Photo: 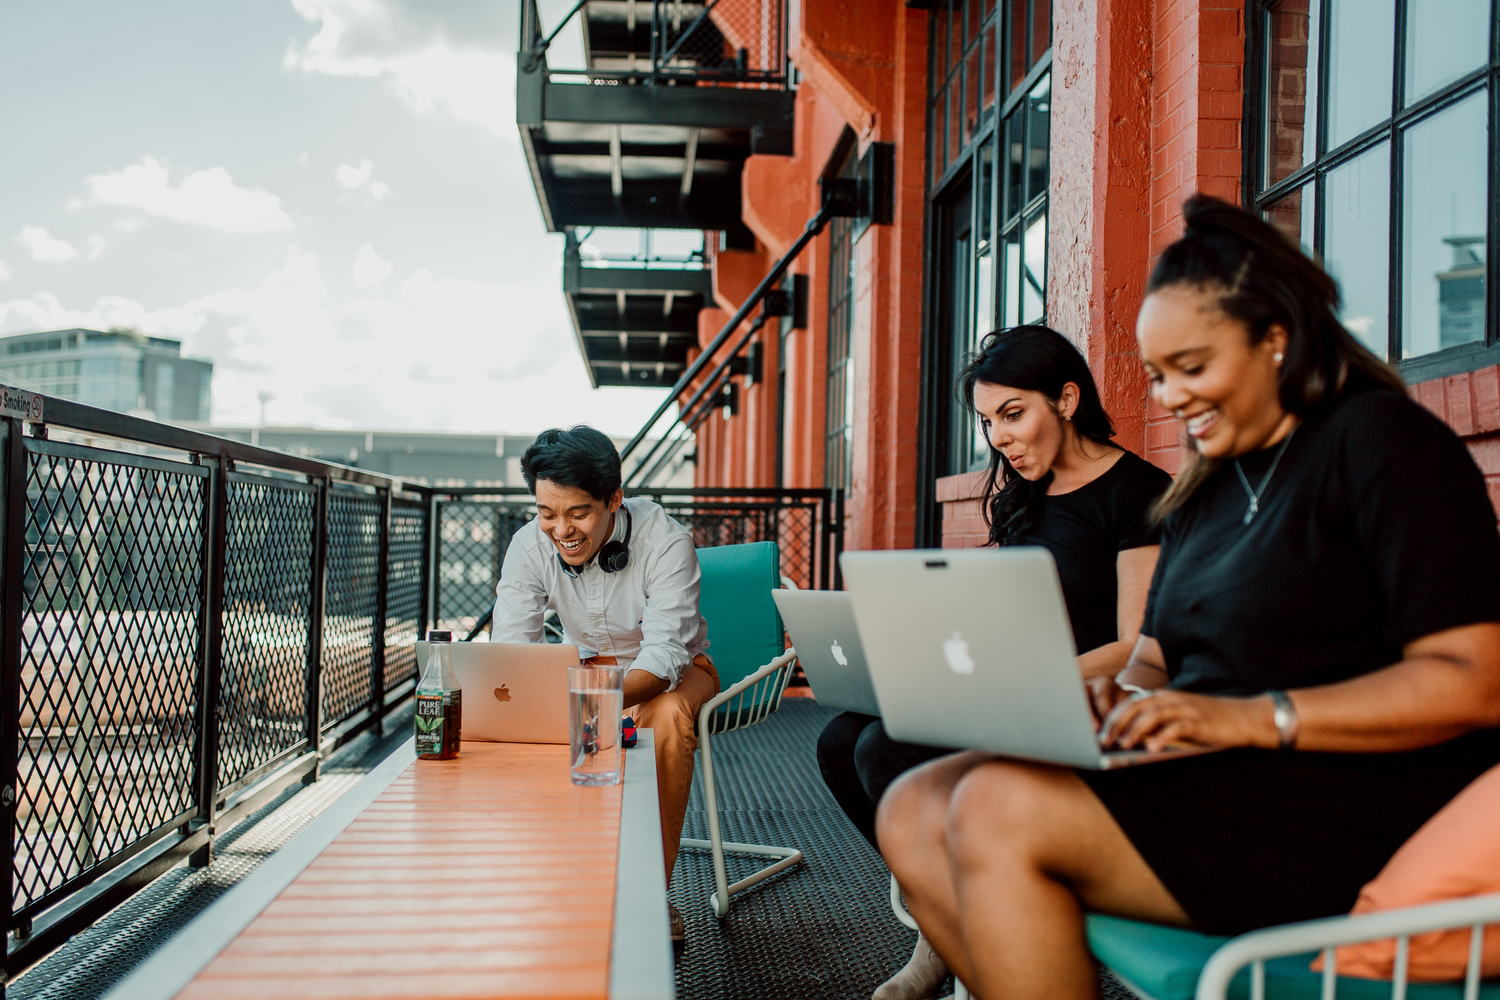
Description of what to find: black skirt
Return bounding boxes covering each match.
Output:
[1079,728,1500,936]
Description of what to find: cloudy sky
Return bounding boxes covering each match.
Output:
[0,0,670,436]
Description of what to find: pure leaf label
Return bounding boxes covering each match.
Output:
[415,713,444,733]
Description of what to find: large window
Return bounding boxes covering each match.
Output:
[1250,0,1498,377]
[924,0,1051,480]
[826,209,857,493]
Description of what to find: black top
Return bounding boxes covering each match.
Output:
[1016,449,1173,654]
[1144,389,1500,695]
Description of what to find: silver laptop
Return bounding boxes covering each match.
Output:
[840,548,1215,770]
[772,589,881,716]
[412,641,578,744]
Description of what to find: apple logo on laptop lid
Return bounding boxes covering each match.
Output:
[942,630,975,676]
[494,685,511,703]
[830,640,848,667]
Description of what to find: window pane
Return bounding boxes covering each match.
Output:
[1405,0,1490,104]
[953,0,966,61]
[948,83,962,166]
[972,248,995,466]
[1325,141,1391,356]
[1022,211,1047,324]
[1030,0,1050,67]
[1326,0,1395,148]
[966,44,981,144]
[1003,229,1022,328]
[983,22,997,113]
[969,0,981,51]
[935,0,949,85]
[1025,73,1050,205]
[977,137,995,251]
[1008,0,1026,93]
[1264,183,1316,258]
[1402,93,1489,357]
[1264,0,1320,186]
[1004,106,1024,221]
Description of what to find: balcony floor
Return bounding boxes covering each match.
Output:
[18,698,1137,1000]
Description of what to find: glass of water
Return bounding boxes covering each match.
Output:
[568,665,626,786]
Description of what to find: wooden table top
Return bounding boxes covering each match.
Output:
[104,735,674,1000]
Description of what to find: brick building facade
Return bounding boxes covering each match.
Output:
[556,0,1497,552]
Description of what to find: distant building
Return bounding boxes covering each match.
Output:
[0,328,213,423]
[212,426,695,488]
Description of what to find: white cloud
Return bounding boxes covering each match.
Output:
[87,235,106,260]
[18,226,78,263]
[352,243,393,287]
[285,0,513,135]
[0,252,666,435]
[336,158,391,201]
[112,217,145,234]
[0,261,10,282]
[82,157,295,233]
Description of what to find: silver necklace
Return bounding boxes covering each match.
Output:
[1233,429,1296,526]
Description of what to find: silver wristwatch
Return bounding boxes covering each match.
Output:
[1268,690,1299,750]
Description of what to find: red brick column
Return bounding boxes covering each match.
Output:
[1144,0,1247,474]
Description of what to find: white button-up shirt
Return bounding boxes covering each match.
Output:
[491,496,710,690]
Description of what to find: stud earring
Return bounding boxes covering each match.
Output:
[1274,352,1284,364]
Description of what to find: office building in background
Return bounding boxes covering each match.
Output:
[0,328,213,424]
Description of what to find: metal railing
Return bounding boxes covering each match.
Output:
[0,388,842,985]
[423,485,844,638]
[522,0,789,86]
[0,392,430,984]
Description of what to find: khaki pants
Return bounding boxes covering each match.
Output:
[590,654,720,882]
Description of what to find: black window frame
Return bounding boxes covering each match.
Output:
[825,135,861,494]
[916,0,1052,543]
[1244,0,1500,384]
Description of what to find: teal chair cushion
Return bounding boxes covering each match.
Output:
[696,541,786,693]
[1087,915,1500,1000]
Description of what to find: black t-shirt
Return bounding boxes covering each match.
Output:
[1015,449,1173,654]
[1144,389,1500,695]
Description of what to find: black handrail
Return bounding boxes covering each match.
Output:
[619,202,836,464]
[625,310,771,485]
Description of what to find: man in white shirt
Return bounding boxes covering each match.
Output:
[492,426,718,939]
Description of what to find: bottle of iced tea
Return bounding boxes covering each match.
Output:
[415,629,461,759]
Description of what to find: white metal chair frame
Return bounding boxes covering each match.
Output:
[679,645,804,918]
[1192,892,1500,1000]
[892,874,975,999]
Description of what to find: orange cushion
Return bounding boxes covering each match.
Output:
[1315,762,1500,982]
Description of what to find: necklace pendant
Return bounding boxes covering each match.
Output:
[1243,498,1258,526]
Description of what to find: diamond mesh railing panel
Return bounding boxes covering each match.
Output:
[434,501,536,634]
[656,0,785,79]
[216,475,315,791]
[431,494,836,631]
[384,499,425,693]
[14,444,207,917]
[320,492,380,730]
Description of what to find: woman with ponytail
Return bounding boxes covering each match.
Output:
[878,196,1500,1000]
[817,325,1169,1000]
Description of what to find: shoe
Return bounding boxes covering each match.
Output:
[669,901,685,943]
[872,933,949,1000]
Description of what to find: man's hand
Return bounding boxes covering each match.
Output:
[623,667,670,708]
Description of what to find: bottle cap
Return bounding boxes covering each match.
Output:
[427,629,454,642]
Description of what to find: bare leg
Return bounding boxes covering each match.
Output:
[942,761,1190,1000]
[876,752,993,984]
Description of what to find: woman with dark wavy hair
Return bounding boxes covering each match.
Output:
[817,325,1170,1000]
[877,196,1500,1000]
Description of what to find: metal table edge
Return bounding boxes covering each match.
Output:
[610,729,676,1000]
[98,738,418,1000]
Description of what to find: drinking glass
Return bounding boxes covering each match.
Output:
[568,665,625,786]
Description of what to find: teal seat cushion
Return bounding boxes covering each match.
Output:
[1086,914,1500,1000]
[696,541,785,694]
